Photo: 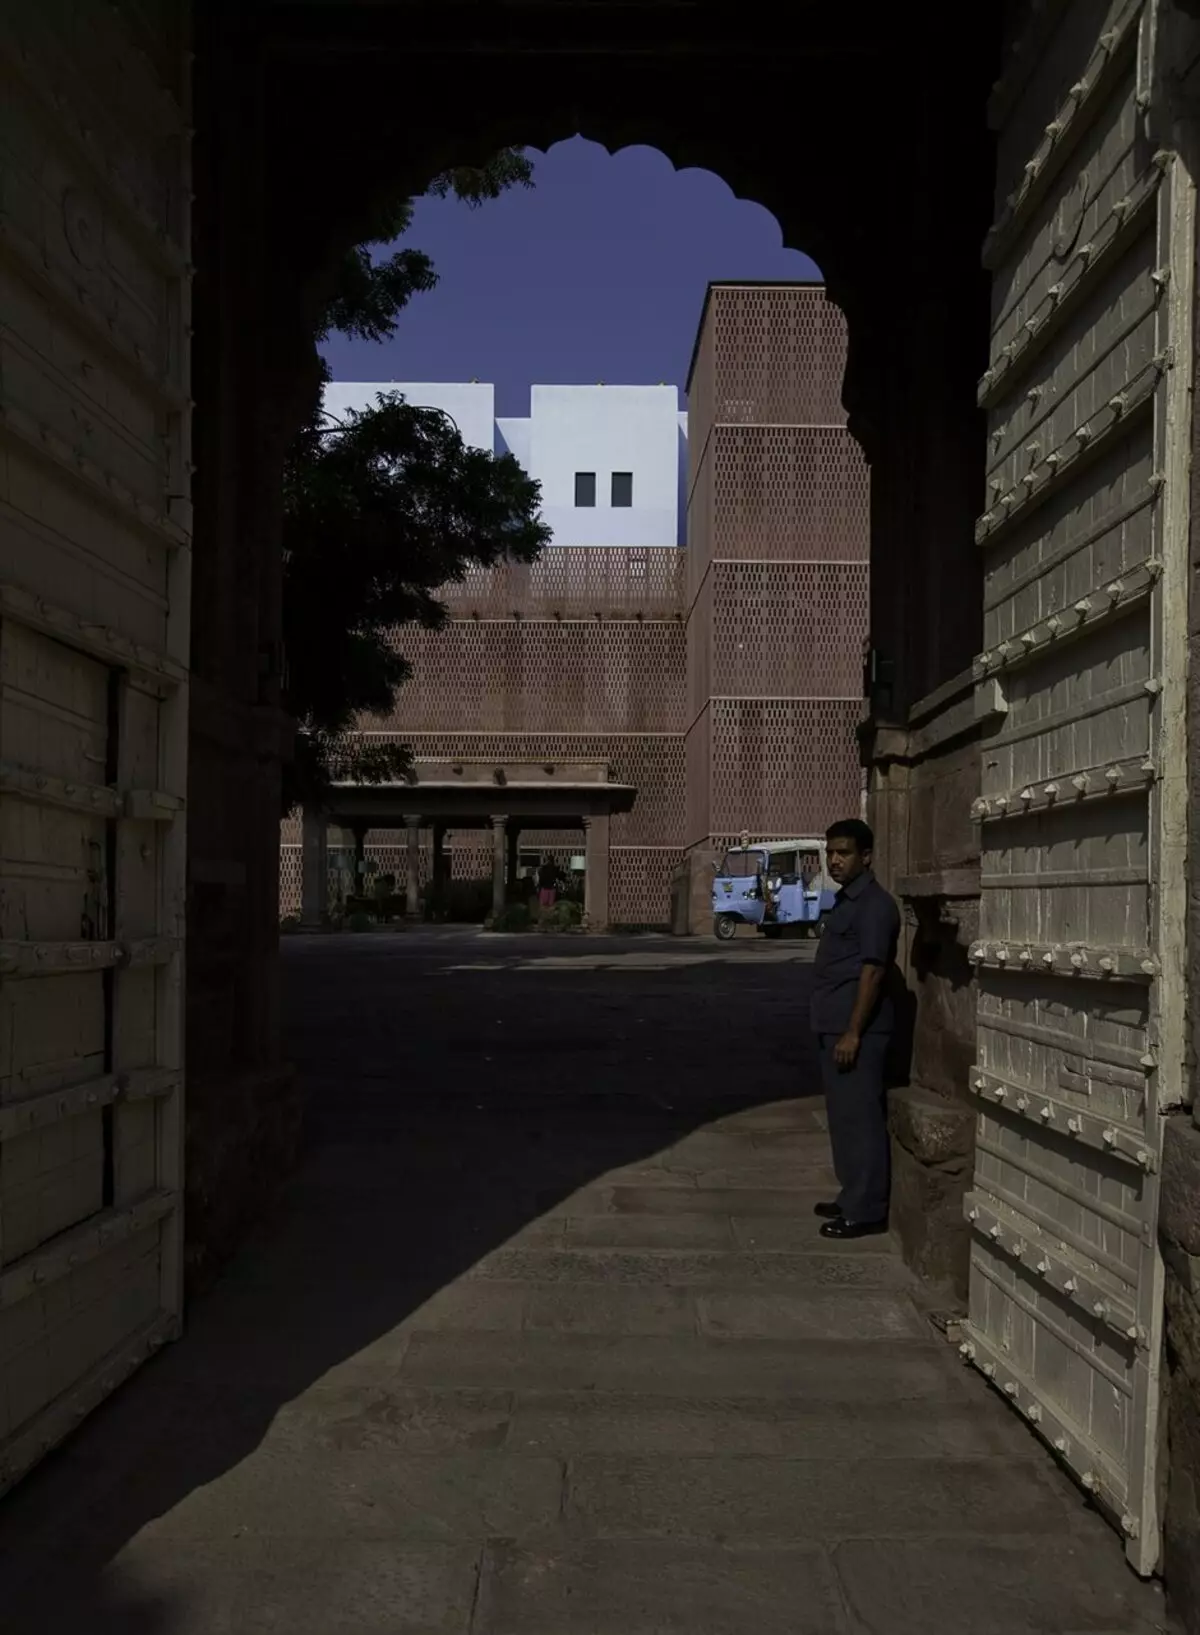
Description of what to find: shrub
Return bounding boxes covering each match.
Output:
[486,902,532,933]
[348,910,374,933]
[550,898,583,929]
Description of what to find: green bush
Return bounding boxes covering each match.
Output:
[550,898,583,929]
[347,910,374,933]
[486,901,532,933]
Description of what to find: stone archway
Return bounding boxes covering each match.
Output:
[185,5,1005,1282]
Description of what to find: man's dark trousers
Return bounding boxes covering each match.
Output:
[817,1033,890,1223]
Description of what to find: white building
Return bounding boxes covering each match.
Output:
[322,380,687,547]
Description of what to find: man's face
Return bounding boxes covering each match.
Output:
[826,835,869,886]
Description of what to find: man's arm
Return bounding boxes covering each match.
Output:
[833,888,899,1067]
[833,964,886,1066]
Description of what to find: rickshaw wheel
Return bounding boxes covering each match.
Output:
[714,914,739,941]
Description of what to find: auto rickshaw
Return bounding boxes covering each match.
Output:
[711,838,837,942]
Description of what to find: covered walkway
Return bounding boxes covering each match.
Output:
[301,760,637,927]
[0,933,1171,1633]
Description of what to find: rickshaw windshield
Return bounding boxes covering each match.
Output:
[718,849,766,879]
[764,850,799,879]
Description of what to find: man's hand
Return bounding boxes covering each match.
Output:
[833,1030,861,1070]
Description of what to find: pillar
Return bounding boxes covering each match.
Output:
[491,815,508,918]
[351,822,367,901]
[431,822,448,919]
[403,814,421,919]
[583,812,610,931]
[299,803,328,927]
[506,822,520,898]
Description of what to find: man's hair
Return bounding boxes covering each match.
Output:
[826,817,874,853]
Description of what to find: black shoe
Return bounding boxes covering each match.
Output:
[813,1200,842,1219]
[819,1216,887,1240]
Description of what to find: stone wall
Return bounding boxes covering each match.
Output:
[186,8,302,1291]
[864,673,989,1304]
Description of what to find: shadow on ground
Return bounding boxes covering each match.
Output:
[0,931,830,1633]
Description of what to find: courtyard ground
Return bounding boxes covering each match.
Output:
[0,929,1176,1632]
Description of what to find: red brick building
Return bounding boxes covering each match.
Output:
[281,283,868,926]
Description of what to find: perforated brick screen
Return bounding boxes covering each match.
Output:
[689,285,850,440]
[372,620,686,735]
[707,698,864,836]
[708,426,869,562]
[439,547,684,619]
[684,284,868,867]
[706,561,868,698]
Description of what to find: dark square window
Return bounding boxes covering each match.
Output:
[611,471,633,507]
[574,472,596,507]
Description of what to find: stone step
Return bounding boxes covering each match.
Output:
[399,1332,971,1402]
[368,1281,923,1341]
[465,1246,909,1289]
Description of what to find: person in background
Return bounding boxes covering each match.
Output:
[810,817,900,1240]
[536,855,560,911]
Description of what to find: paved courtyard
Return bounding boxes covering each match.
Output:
[0,930,1175,1632]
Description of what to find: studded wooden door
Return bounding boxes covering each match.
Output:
[961,0,1193,1574]
[0,0,190,1491]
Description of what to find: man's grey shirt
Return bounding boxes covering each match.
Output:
[810,870,900,1036]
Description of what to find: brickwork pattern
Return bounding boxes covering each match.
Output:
[706,561,868,698]
[707,425,869,562]
[372,621,686,735]
[685,285,868,869]
[689,284,850,436]
[438,547,684,619]
[707,698,864,836]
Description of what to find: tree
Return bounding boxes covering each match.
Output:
[282,149,546,813]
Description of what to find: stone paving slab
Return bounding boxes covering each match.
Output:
[474,1538,847,1634]
[562,1211,738,1248]
[697,1288,928,1341]
[705,1103,828,1134]
[832,1537,1171,1634]
[467,1247,910,1288]
[563,1452,1072,1542]
[609,1184,843,1216]
[523,1283,699,1335]
[399,1332,976,1401]
[270,1385,517,1455]
[0,933,1175,1635]
[6,1540,482,1635]
[130,1449,565,1544]
[654,1131,834,1170]
[504,1392,1041,1459]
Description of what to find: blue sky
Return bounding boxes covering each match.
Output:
[318,137,821,419]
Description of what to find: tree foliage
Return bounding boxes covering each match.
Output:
[283,149,543,813]
[316,149,534,347]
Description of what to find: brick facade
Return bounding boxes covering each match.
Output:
[280,283,868,926]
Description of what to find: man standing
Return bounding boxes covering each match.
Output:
[810,818,900,1240]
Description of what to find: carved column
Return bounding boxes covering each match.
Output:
[491,815,508,918]
[403,815,421,919]
[299,804,328,928]
[583,813,610,931]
